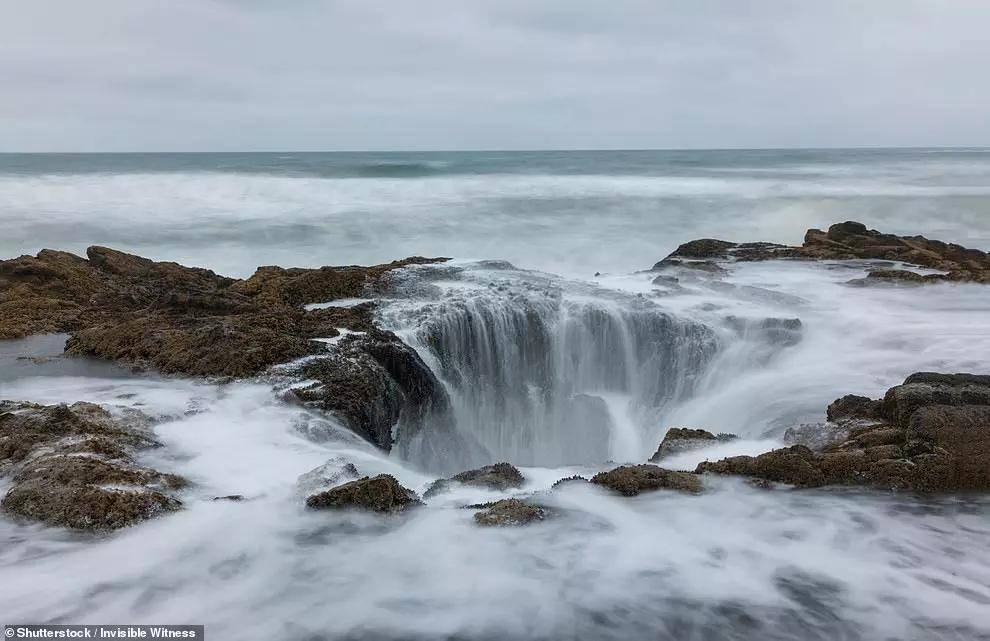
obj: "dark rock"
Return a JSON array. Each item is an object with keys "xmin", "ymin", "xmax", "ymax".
[
  {"xmin": 450, "ymin": 462, "xmax": 526, "ymax": 491},
  {"xmin": 650, "ymin": 428, "xmax": 737, "ymax": 462},
  {"xmin": 826, "ymin": 395, "xmax": 881, "ymax": 422},
  {"xmin": 1, "ymin": 245, "xmax": 447, "ymax": 376},
  {"xmin": 551, "ymin": 475, "xmax": 590, "ymax": 489},
  {"xmin": 305, "ymin": 474, "xmax": 422, "ymax": 513},
  {"xmin": 702, "ymin": 372, "xmax": 990, "ymax": 492},
  {"xmin": 591, "ymin": 464, "xmax": 704, "ymax": 496},
  {"xmin": 881, "ymin": 373, "xmax": 990, "ymax": 429},
  {"xmin": 652, "ymin": 222, "xmax": 990, "ymax": 283},
  {"xmin": 289, "ymin": 331, "xmax": 457, "ymax": 453},
  {"xmin": 422, "ymin": 479, "xmax": 450, "ymax": 499},
  {"xmin": 473, "ymin": 499, "xmax": 550, "ymax": 526},
  {"xmin": 0, "ymin": 401, "xmax": 186, "ymax": 531},
  {"xmin": 697, "ymin": 445, "xmax": 826, "ymax": 488},
  {"xmin": 213, "ymin": 495, "xmax": 245, "ymax": 502},
  {"xmin": 2, "ymin": 456, "xmax": 185, "ymax": 530}
]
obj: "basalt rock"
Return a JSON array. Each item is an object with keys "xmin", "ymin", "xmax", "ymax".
[
  {"xmin": 305, "ymin": 474, "xmax": 422, "ymax": 513},
  {"xmin": 550, "ymin": 475, "xmax": 590, "ymax": 489},
  {"xmin": 0, "ymin": 245, "xmax": 447, "ymax": 376},
  {"xmin": 0, "ymin": 401, "xmax": 187, "ymax": 530},
  {"xmin": 288, "ymin": 330, "xmax": 457, "ymax": 453},
  {"xmin": 653, "ymin": 222, "xmax": 990, "ymax": 283},
  {"xmin": 700, "ymin": 372, "xmax": 990, "ymax": 492},
  {"xmin": 473, "ymin": 499, "xmax": 550, "ymax": 526},
  {"xmin": 650, "ymin": 428, "xmax": 737, "ymax": 462},
  {"xmin": 424, "ymin": 462, "xmax": 526, "ymax": 498},
  {"xmin": 591, "ymin": 464, "xmax": 704, "ymax": 496}
]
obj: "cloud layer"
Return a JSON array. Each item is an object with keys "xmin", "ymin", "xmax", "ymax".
[{"xmin": 2, "ymin": 0, "xmax": 988, "ymax": 151}]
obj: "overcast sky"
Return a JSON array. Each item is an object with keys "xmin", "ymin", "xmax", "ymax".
[{"xmin": 1, "ymin": 0, "xmax": 988, "ymax": 151}]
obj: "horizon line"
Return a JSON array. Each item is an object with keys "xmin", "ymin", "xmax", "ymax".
[{"xmin": 1, "ymin": 145, "xmax": 989, "ymax": 155}]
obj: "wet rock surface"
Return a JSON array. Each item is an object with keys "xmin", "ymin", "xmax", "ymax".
[
  {"xmin": 424, "ymin": 462, "xmax": 526, "ymax": 498},
  {"xmin": 591, "ymin": 464, "xmax": 704, "ymax": 496},
  {"xmin": 305, "ymin": 474, "xmax": 422, "ymax": 513},
  {"xmin": 473, "ymin": 499, "xmax": 550, "ymax": 526},
  {"xmin": 700, "ymin": 372, "xmax": 990, "ymax": 492},
  {"xmin": 654, "ymin": 221, "xmax": 990, "ymax": 283},
  {"xmin": 0, "ymin": 401, "xmax": 187, "ymax": 530},
  {"xmin": 650, "ymin": 428, "xmax": 737, "ymax": 462},
  {"xmin": 0, "ymin": 245, "xmax": 447, "ymax": 376}
]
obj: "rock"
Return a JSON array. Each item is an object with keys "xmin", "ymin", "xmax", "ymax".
[
  {"xmin": 0, "ymin": 245, "xmax": 447, "ymax": 377},
  {"xmin": 591, "ymin": 464, "xmax": 704, "ymax": 496},
  {"xmin": 551, "ymin": 475, "xmax": 589, "ymax": 489},
  {"xmin": 697, "ymin": 445, "xmax": 826, "ymax": 488},
  {"xmin": 451, "ymin": 462, "xmax": 525, "ymax": 490},
  {"xmin": 905, "ymin": 405, "xmax": 990, "ymax": 490},
  {"xmin": 213, "ymin": 495, "xmax": 245, "ymax": 502},
  {"xmin": 650, "ymin": 428, "xmax": 737, "ymax": 462},
  {"xmin": 425, "ymin": 462, "xmax": 526, "ymax": 498},
  {"xmin": 701, "ymin": 372, "xmax": 990, "ymax": 492},
  {"xmin": 288, "ymin": 330, "xmax": 459, "ymax": 453},
  {"xmin": 847, "ymin": 269, "xmax": 931, "ymax": 287},
  {"xmin": 473, "ymin": 499, "xmax": 550, "ymax": 526},
  {"xmin": 305, "ymin": 474, "xmax": 422, "ymax": 513},
  {"xmin": 826, "ymin": 395, "xmax": 881, "ymax": 422},
  {"xmin": 0, "ymin": 401, "xmax": 187, "ymax": 530},
  {"xmin": 422, "ymin": 479, "xmax": 451, "ymax": 499},
  {"xmin": 653, "ymin": 222, "xmax": 990, "ymax": 283},
  {"xmin": 2, "ymin": 455, "xmax": 185, "ymax": 530},
  {"xmin": 880, "ymin": 373, "xmax": 990, "ymax": 429}
]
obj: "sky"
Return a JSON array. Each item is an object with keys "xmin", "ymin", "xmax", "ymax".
[{"xmin": 1, "ymin": 0, "xmax": 988, "ymax": 152}]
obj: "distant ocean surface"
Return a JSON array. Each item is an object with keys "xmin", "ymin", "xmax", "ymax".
[{"xmin": 2, "ymin": 148, "xmax": 989, "ymax": 278}]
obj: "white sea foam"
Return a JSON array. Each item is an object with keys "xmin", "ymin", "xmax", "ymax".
[{"xmin": 2, "ymin": 152, "xmax": 990, "ymax": 639}]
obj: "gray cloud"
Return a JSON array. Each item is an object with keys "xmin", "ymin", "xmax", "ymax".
[{"xmin": 1, "ymin": 0, "xmax": 988, "ymax": 151}]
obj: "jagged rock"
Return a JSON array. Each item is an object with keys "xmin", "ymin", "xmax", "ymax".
[
  {"xmin": 551, "ymin": 475, "xmax": 590, "ymax": 489},
  {"xmin": 591, "ymin": 464, "xmax": 704, "ymax": 496},
  {"xmin": 424, "ymin": 462, "xmax": 526, "ymax": 499},
  {"xmin": 653, "ymin": 222, "xmax": 990, "ymax": 283},
  {"xmin": 701, "ymin": 372, "xmax": 990, "ymax": 492},
  {"xmin": 305, "ymin": 474, "xmax": 422, "ymax": 513},
  {"xmin": 0, "ymin": 245, "xmax": 447, "ymax": 376},
  {"xmin": 650, "ymin": 428, "xmax": 737, "ymax": 462},
  {"xmin": 826, "ymin": 395, "xmax": 881, "ymax": 422},
  {"xmin": 880, "ymin": 372, "xmax": 990, "ymax": 428},
  {"xmin": 0, "ymin": 401, "xmax": 187, "ymax": 530},
  {"xmin": 213, "ymin": 495, "xmax": 245, "ymax": 502},
  {"xmin": 287, "ymin": 330, "xmax": 460, "ymax": 453},
  {"xmin": 473, "ymin": 499, "xmax": 550, "ymax": 526}
]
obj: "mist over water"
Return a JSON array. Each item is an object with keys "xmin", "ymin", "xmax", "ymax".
[{"xmin": 2, "ymin": 150, "xmax": 990, "ymax": 639}]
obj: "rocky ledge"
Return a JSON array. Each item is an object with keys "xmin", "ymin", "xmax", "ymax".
[
  {"xmin": 654, "ymin": 221, "xmax": 990, "ymax": 284},
  {"xmin": 0, "ymin": 401, "xmax": 187, "ymax": 530},
  {"xmin": 697, "ymin": 373, "xmax": 990, "ymax": 491}
]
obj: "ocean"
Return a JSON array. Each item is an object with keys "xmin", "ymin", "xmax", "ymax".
[{"xmin": 1, "ymin": 149, "xmax": 990, "ymax": 640}]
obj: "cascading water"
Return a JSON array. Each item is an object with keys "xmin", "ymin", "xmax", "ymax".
[{"xmin": 381, "ymin": 262, "xmax": 802, "ymax": 468}]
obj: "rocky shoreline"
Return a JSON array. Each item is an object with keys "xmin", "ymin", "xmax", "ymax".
[{"xmin": 2, "ymin": 221, "xmax": 989, "ymax": 531}]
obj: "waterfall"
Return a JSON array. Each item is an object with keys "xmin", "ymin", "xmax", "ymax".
[{"xmin": 383, "ymin": 263, "xmax": 723, "ymax": 467}]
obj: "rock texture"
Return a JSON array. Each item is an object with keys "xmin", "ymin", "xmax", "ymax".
[
  {"xmin": 305, "ymin": 474, "xmax": 422, "ymax": 513},
  {"xmin": 0, "ymin": 245, "xmax": 446, "ymax": 375},
  {"xmin": 423, "ymin": 462, "xmax": 526, "ymax": 498},
  {"xmin": 0, "ymin": 401, "xmax": 186, "ymax": 530},
  {"xmin": 473, "ymin": 499, "xmax": 550, "ymax": 526},
  {"xmin": 591, "ymin": 464, "xmax": 704, "ymax": 496},
  {"xmin": 699, "ymin": 372, "xmax": 990, "ymax": 492},
  {"xmin": 654, "ymin": 221, "xmax": 990, "ymax": 283},
  {"xmin": 650, "ymin": 428, "xmax": 737, "ymax": 462}
]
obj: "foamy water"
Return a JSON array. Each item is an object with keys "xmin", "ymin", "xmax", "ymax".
[{"xmin": 2, "ymin": 150, "xmax": 990, "ymax": 639}]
